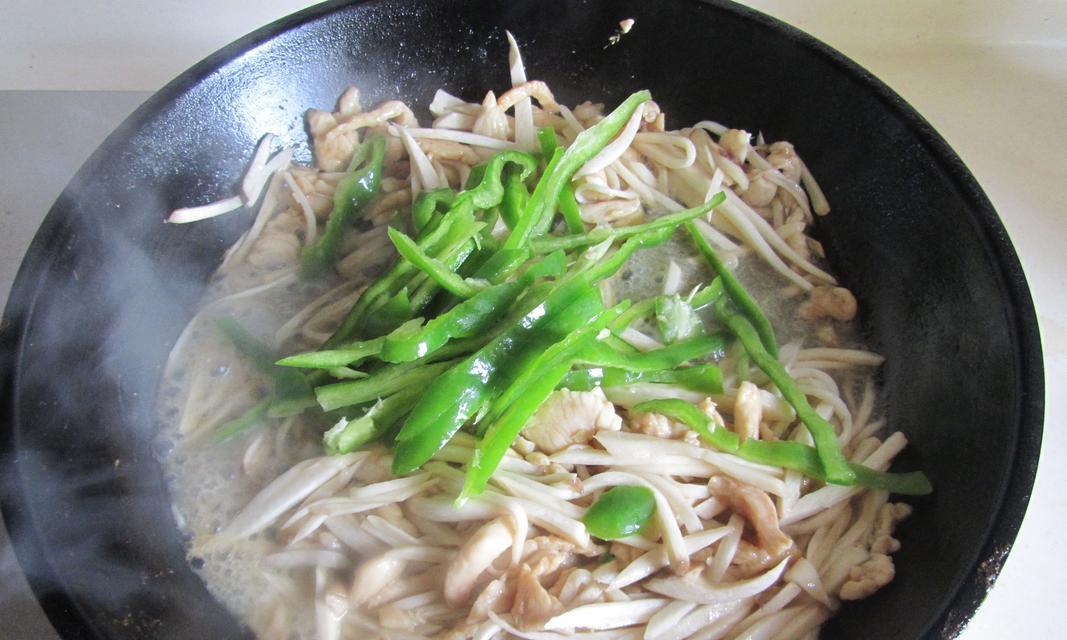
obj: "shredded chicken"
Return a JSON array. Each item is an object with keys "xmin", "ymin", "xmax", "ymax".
[
  {"xmin": 840, "ymin": 553, "xmax": 895, "ymax": 600},
  {"xmin": 444, "ymin": 518, "xmax": 515, "ymax": 606},
  {"xmin": 350, "ymin": 555, "xmax": 406, "ymax": 606},
  {"xmin": 767, "ymin": 141, "xmax": 802, "ymax": 182},
  {"xmin": 522, "ymin": 388, "xmax": 622, "ymax": 454},
  {"xmin": 732, "ymin": 381, "xmax": 762, "ymax": 444},
  {"xmin": 870, "ymin": 503, "xmax": 912, "ymax": 554},
  {"xmin": 628, "ymin": 411, "xmax": 678, "ymax": 439},
  {"xmin": 498, "ymin": 80, "xmax": 560, "ymax": 112},
  {"xmin": 708, "ymin": 476, "xmax": 793, "ymax": 558},
  {"xmin": 719, "ymin": 129, "xmax": 751, "ymax": 164},
  {"xmin": 798, "ymin": 285, "xmax": 859, "ymax": 322},
  {"xmin": 512, "ymin": 564, "xmax": 563, "ymax": 629}
]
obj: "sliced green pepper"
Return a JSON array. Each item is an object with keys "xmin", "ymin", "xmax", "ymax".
[
  {"xmin": 634, "ymin": 399, "xmax": 931, "ymax": 495},
  {"xmin": 559, "ymin": 363, "xmax": 723, "ymax": 395},
  {"xmin": 302, "ymin": 133, "xmax": 386, "ymax": 278},
  {"xmin": 583, "ymin": 486, "xmax": 657, "ymax": 540},
  {"xmin": 391, "ymin": 279, "xmax": 604, "ymax": 475},
  {"xmin": 712, "ymin": 299, "xmax": 854, "ymax": 484},
  {"xmin": 686, "ymin": 222, "xmax": 778, "ymax": 357}
]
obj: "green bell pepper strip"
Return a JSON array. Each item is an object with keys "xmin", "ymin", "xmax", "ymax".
[
  {"xmin": 582, "ymin": 486, "xmax": 657, "ymax": 540},
  {"xmin": 574, "ymin": 333, "xmax": 729, "ymax": 370},
  {"xmin": 325, "ymin": 200, "xmax": 477, "ymax": 346},
  {"xmin": 315, "ymin": 358, "xmax": 458, "ymax": 412},
  {"xmin": 633, "ymin": 399, "xmax": 931, "ymax": 495},
  {"xmin": 559, "ymin": 363, "xmax": 723, "ymax": 395},
  {"xmin": 686, "ymin": 221, "xmax": 778, "ymax": 358},
  {"xmin": 502, "ymin": 90, "xmax": 651, "ymax": 250},
  {"xmin": 391, "ymin": 280, "xmax": 604, "ymax": 475},
  {"xmin": 213, "ymin": 316, "xmax": 315, "ymax": 417},
  {"xmin": 412, "ymin": 188, "xmax": 456, "ymax": 233},
  {"xmin": 500, "ymin": 169, "xmax": 529, "ymax": 230},
  {"xmin": 323, "ymin": 385, "xmax": 422, "ymax": 454},
  {"xmin": 712, "ymin": 299, "xmax": 855, "ymax": 485},
  {"xmin": 213, "ymin": 398, "xmax": 270, "ymax": 443},
  {"xmin": 387, "ymin": 226, "xmax": 488, "ymax": 299},
  {"xmin": 276, "ymin": 337, "xmax": 385, "ymax": 369},
  {"xmin": 379, "ymin": 251, "xmax": 567, "ymax": 363},
  {"xmin": 460, "ymin": 304, "xmax": 626, "ymax": 501},
  {"xmin": 581, "ymin": 226, "xmax": 675, "ymax": 282},
  {"xmin": 360, "ymin": 286, "xmax": 414, "ymax": 339},
  {"xmin": 460, "ymin": 151, "xmax": 538, "ymax": 210},
  {"xmin": 474, "ymin": 302, "xmax": 629, "ymax": 436},
  {"xmin": 302, "ymin": 133, "xmax": 386, "ymax": 278},
  {"xmin": 655, "ymin": 294, "xmax": 705, "ymax": 344},
  {"xmin": 537, "ymin": 127, "xmax": 584, "ymax": 234},
  {"xmin": 530, "ymin": 193, "xmax": 726, "ymax": 254},
  {"xmin": 689, "ymin": 277, "xmax": 726, "ymax": 310}
]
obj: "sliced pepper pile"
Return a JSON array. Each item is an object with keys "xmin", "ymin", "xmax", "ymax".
[{"xmin": 217, "ymin": 90, "xmax": 931, "ymax": 503}]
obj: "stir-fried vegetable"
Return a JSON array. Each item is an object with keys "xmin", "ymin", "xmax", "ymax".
[
  {"xmin": 633, "ymin": 399, "xmax": 932, "ymax": 495},
  {"xmin": 204, "ymin": 88, "xmax": 928, "ymax": 503},
  {"xmin": 302, "ymin": 133, "xmax": 386, "ymax": 278},
  {"xmin": 583, "ymin": 485, "xmax": 658, "ymax": 539}
]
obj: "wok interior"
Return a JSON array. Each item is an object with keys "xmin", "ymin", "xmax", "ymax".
[{"xmin": 2, "ymin": 1, "xmax": 1035, "ymax": 639}]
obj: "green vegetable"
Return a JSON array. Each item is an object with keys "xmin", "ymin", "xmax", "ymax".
[
  {"xmin": 655, "ymin": 295, "xmax": 705, "ymax": 344},
  {"xmin": 379, "ymin": 252, "xmax": 566, "ymax": 363},
  {"xmin": 214, "ymin": 398, "xmax": 269, "ymax": 443},
  {"xmin": 537, "ymin": 127, "xmax": 584, "ymax": 234},
  {"xmin": 391, "ymin": 280, "xmax": 604, "ymax": 475},
  {"xmin": 461, "ymin": 151, "xmax": 538, "ymax": 210},
  {"xmin": 500, "ymin": 169, "xmax": 529, "ymax": 230},
  {"xmin": 686, "ymin": 222, "xmax": 778, "ymax": 357},
  {"xmin": 502, "ymin": 90, "xmax": 650, "ymax": 250},
  {"xmin": 315, "ymin": 358, "xmax": 457, "ymax": 412},
  {"xmin": 634, "ymin": 399, "xmax": 932, "ymax": 496},
  {"xmin": 360, "ymin": 287, "xmax": 414, "ymax": 339},
  {"xmin": 575, "ymin": 334, "xmax": 729, "ymax": 370},
  {"xmin": 411, "ymin": 188, "xmax": 456, "ymax": 233},
  {"xmin": 276, "ymin": 337, "xmax": 385, "ymax": 369},
  {"xmin": 583, "ymin": 486, "xmax": 657, "ymax": 539},
  {"xmin": 213, "ymin": 316, "xmax": 315, "ymax": 418},
  {"xmin": 461, "ymin": 304, "xmax": 627, "ymax": 501},
  {"xmin": 530, "ymin": 193, "xmax": 725, "ymax": 254},
  {"xmin": 326, "ymin": 201, "xmax": 478, "ymax": 345},
  {"xmin": 559, "ymin": 363, "xmax": 723, "ymax": 394},
  {"xmin": 387, "ymin": 226, "xmax": 488, "ymax": 298},
  {"xmin": 323, "ymin": 386, "xmax": 421, "ymax": 454},
  {"xmin": 302, "ymin": 133, "xmax": 385, "ymax": 278},
  {"xmin": 713, "ymin": 298, "xmax": 854, "ymax": 484}
]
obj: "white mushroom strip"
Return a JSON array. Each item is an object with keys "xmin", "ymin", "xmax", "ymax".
[
  {"xmin": 611, "ymin": 527, "xmax": 733, "ymax": 590},
  {"xmin": 392, "ymin": 124, "xmax": 443, "ymax": 194},
  {"xmin": 633, "ymin": 132, "xmax": 697, "ymax": 169},
  {"xmin": 645, "ymin": 557, "xmax": 789, "ymax": 604},
  {"xmin": 575, "ymin": 103, "xmax": 646, "ymax": 178},
  {"xmin": 645, "ymin": 600, "xmax": 698, "ymax": 640},
  {"xmin": 443, "ymin": 518, "xmax": 515, "ymax": 606},
  {"xmin": 781, "ymin": 432, "xmax": 907, "ymax": 524},
  {"xmin": 785, "ymin": 557, "xmax": 834, "ymax": 608},
  {"xmin": 650, "ymin": 600, "xmax": 748, "ymax": 640},
  {"xmin": 543, "ymin": 599, "xmax": 670, "ymax": 631},
  {"xmin": 505, "ymin": 31, "xmax": 536, "ymax": 152},
  {"xmin": 211, "ymin": 453, "xmax": 362, "ymax": 544},
  {"xmin": 708, "ymin": 476, "xmax": 793, "ymax": 558},
  {"xmin": 522, "ymin": 388, "xmax": 623, "ymax": 454},
  {"xmin": 350, "ymin": 554, "xmax": 407, "ymax": 606}
]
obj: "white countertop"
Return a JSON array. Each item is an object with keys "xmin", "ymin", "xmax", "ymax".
[{"xmin": 1, "ymin": 1, "xmax": 1064, "ymax": 638}]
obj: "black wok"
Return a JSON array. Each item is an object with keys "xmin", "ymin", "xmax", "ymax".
[{"xmin": 0, "ymin": 0, "xmax": 1043, "ymax": 638}]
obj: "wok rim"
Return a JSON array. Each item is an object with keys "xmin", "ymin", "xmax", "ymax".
[{"xmin": 0, "ymin": 1, "xmax": 1043, "ymax": 638}]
